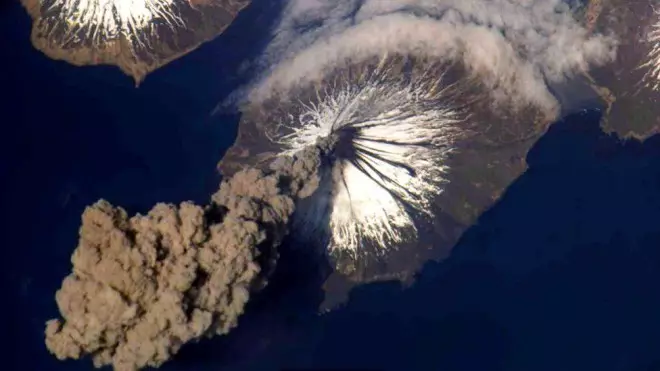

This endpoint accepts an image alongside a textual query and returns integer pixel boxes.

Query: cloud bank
[247,0,617,115]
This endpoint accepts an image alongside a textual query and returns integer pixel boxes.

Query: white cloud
[246,0,617,115]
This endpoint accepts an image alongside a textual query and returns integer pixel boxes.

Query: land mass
[216,1,647,304]
[218,57,553,295]
[21,0,251,85]
[583,0,660,140]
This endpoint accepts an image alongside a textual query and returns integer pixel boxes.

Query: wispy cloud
[247,0,617,115]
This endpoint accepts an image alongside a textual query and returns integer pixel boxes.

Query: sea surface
[1,0,282,369]
[4,1,660,371]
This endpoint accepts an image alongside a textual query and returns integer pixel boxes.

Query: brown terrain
[21,0,251,85]
[584,0,660,140]
[216,2,652,299]
[218,56,552,293]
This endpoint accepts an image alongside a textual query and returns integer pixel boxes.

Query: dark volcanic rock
[21,0,251,84]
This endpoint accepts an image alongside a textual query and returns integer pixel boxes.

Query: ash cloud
[245,0,617,116]
[44,142,329,371]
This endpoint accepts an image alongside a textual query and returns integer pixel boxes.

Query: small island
[21,0,251,85]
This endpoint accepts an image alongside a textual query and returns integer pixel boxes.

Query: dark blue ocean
[4,1,660,371]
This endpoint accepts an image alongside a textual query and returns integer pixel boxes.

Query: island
[21,0,251,85]
[216,0,627,297]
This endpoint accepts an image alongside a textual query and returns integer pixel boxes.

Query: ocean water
[4,2,660,371]
[1,1,285,369]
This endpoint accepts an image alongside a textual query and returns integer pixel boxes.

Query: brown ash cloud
[44,141,330,371]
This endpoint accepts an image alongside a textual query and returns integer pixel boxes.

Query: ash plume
[245,0,617,116]
[44,143,329,371]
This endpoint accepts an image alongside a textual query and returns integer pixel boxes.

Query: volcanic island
[21,0,251,85]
